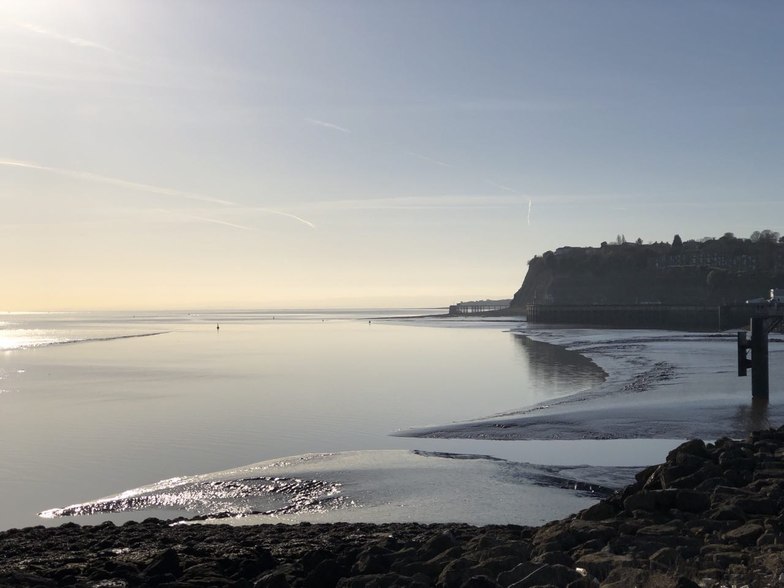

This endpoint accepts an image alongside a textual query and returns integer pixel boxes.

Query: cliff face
[512,237,784,307]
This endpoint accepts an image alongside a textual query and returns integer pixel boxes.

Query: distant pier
[449,302,511,316]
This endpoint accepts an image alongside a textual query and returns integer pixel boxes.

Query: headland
[510,232,784,331]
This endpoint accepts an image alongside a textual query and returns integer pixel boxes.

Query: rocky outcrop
[4,429,784,587]
[532,429,784,586]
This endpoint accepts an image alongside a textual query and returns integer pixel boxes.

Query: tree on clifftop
[672,234,683,249]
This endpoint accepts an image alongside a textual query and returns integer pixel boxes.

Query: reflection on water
[735,397,770,433]
[512,335,606,398]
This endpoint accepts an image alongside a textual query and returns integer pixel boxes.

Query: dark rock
[723,523,765,546]
[667,439,710,462]
[675,489,711,512]
[712,485,752,499]
[600,567,647,588]
[142,547,183,578]
[392,559,439,579]
[254,569,291,588]
[634,464,659,484]
[710,505,747,521]
[182,562,219,576]
[669,463,721,489]
[425,545,463,569]
[474,541,531,562]
[695,477,726,492]
[725,468,753,486]
[684,518,731,534]
[421,530,459,558]
[532,522,578,550]
[703,549,746,568]
[649,547,679,570]
[351,545,393,575]
[568,520,616,543]
[471,556,525,577]
[578,500,618,521]
[622,491,656,512]
[574,552,636,581]
[735,496,780,515]
[531,550,573,568]
[460,575,501,588]
[505,563,580,588]
[303,559,345,588]
[496,562,541,587]
[636,523,681,537]
[179,573,238,586]
[300,547,335,572]
[0,572,58,587]
[756,532,781,546]
[338,573,415,588]
[571,538,606,559]
[436,557,473,587]
[410,573,433,587]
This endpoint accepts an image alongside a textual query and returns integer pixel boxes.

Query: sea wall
[525,304,757,331]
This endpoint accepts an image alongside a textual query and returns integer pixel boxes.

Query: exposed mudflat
[401,329,784,441]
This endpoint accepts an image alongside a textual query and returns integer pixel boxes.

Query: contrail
[527,198,532,226]
[485,179,516,192]
[14,21,115,53]
[305,118,351,134]
[406,151,453,168]
[183,214,255,231]
[254,208,316,229]
[0,158,317,228]
[0,159,234,205]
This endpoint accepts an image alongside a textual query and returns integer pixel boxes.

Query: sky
[1,1,782,310]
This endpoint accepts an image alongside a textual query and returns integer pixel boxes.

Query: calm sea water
[0,310,662,529]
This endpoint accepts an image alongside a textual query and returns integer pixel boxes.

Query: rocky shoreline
[4,429,784,587]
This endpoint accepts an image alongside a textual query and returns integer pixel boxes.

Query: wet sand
[401,328,784,441]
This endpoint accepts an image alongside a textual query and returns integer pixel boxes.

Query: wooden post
[737,331,751,377]
[751,317,769,399]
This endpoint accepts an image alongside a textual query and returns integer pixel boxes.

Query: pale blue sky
[1,1,782,309]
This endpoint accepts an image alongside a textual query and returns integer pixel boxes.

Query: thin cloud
[305,118,351,134]
[14,21,115,53]
[306,192,631,212]
[0,67,183,90]
[454,98,572,113]
[307,194,522,211]
[406,151,453,168]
